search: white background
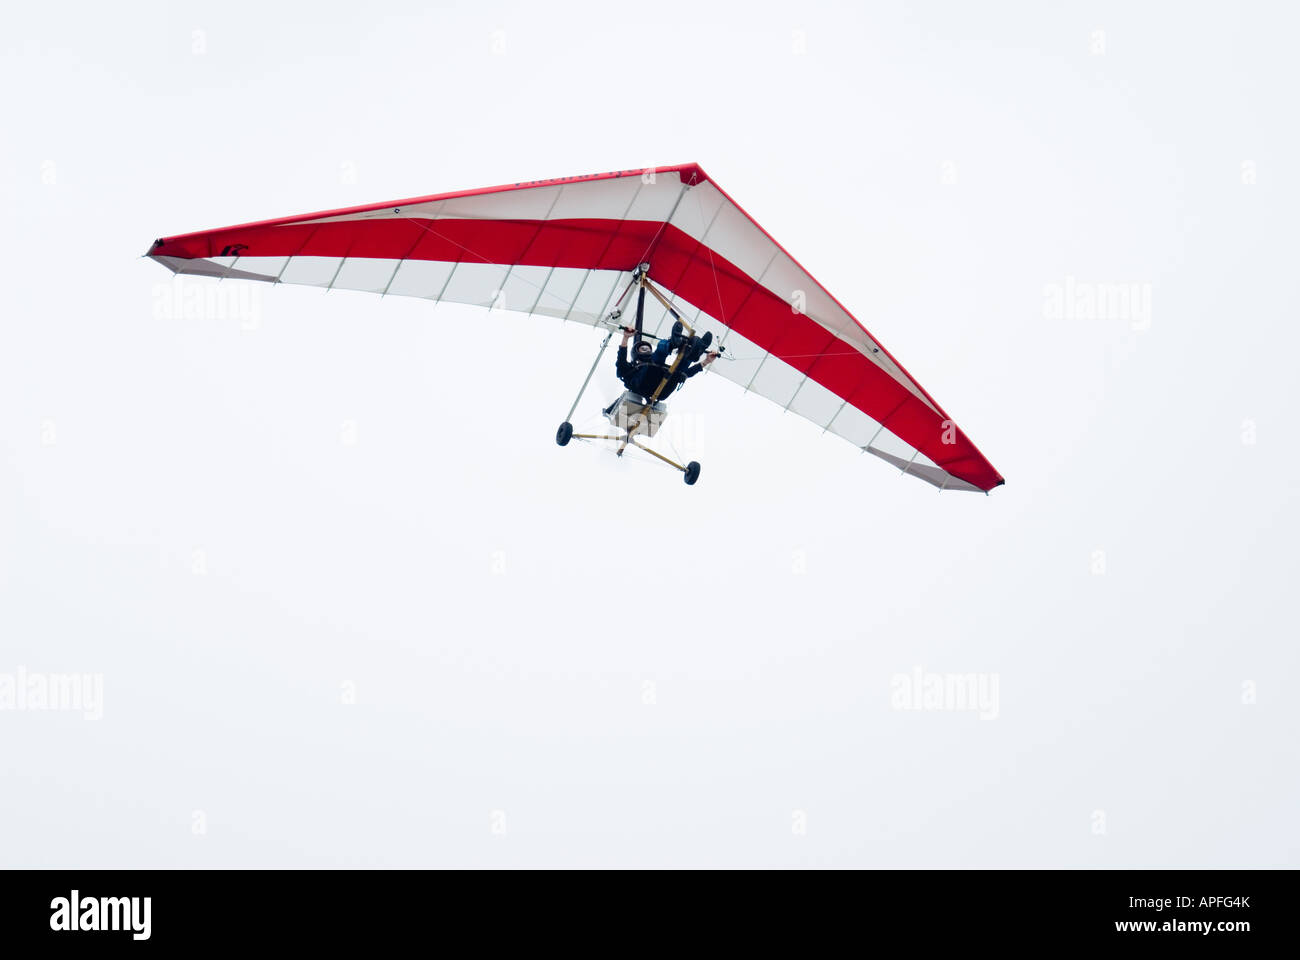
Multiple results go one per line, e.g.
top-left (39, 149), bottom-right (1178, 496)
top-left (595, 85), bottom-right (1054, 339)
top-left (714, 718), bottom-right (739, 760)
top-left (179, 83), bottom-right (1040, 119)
top-left (1, 1), bottom-right (1296, 867)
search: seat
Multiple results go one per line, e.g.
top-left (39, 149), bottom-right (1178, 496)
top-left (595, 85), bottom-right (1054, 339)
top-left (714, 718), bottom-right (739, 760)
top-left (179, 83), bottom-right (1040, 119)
top-left (606, 390), bottom-right (667, 437)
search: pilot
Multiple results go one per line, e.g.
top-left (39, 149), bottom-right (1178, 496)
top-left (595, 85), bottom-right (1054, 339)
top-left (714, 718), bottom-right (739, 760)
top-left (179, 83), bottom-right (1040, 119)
top-left (613, 322), bottom-right (718, 401)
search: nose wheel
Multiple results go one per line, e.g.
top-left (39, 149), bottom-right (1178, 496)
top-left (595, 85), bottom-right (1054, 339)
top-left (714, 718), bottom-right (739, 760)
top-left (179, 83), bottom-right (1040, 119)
top-left (684, 461), bottom-right (701, 485)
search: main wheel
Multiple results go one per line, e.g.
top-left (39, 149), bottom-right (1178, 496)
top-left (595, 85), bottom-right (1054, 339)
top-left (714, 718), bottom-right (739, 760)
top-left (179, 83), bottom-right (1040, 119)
top-left (684, 461), bottom-right (701, 485)
top-left (555, 421), bottom-right (573, 446)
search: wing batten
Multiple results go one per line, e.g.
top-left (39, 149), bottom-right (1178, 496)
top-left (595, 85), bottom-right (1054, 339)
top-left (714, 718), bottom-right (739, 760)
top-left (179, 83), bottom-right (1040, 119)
top-left (561, 179), bottom-right (648, 322)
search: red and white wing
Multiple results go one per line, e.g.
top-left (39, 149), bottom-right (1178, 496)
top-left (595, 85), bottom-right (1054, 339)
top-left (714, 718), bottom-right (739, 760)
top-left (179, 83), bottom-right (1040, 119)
top-left (148, 164), bottom-right (1003, 492)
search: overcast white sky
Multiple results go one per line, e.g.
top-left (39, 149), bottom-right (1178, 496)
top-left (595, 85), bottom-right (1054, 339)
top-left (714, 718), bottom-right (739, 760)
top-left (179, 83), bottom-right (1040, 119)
top-left (1, 0), bottom-right (1296, 867)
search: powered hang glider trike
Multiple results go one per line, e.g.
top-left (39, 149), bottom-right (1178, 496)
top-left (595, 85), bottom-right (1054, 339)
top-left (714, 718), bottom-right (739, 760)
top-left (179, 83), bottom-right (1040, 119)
top-left (146, 164), bottom-right (1004, 492)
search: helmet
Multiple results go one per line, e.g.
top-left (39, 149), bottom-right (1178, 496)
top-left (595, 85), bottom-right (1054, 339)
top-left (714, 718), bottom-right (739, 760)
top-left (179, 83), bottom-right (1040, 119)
top-left (633, 340), bottom-right (654, 361)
